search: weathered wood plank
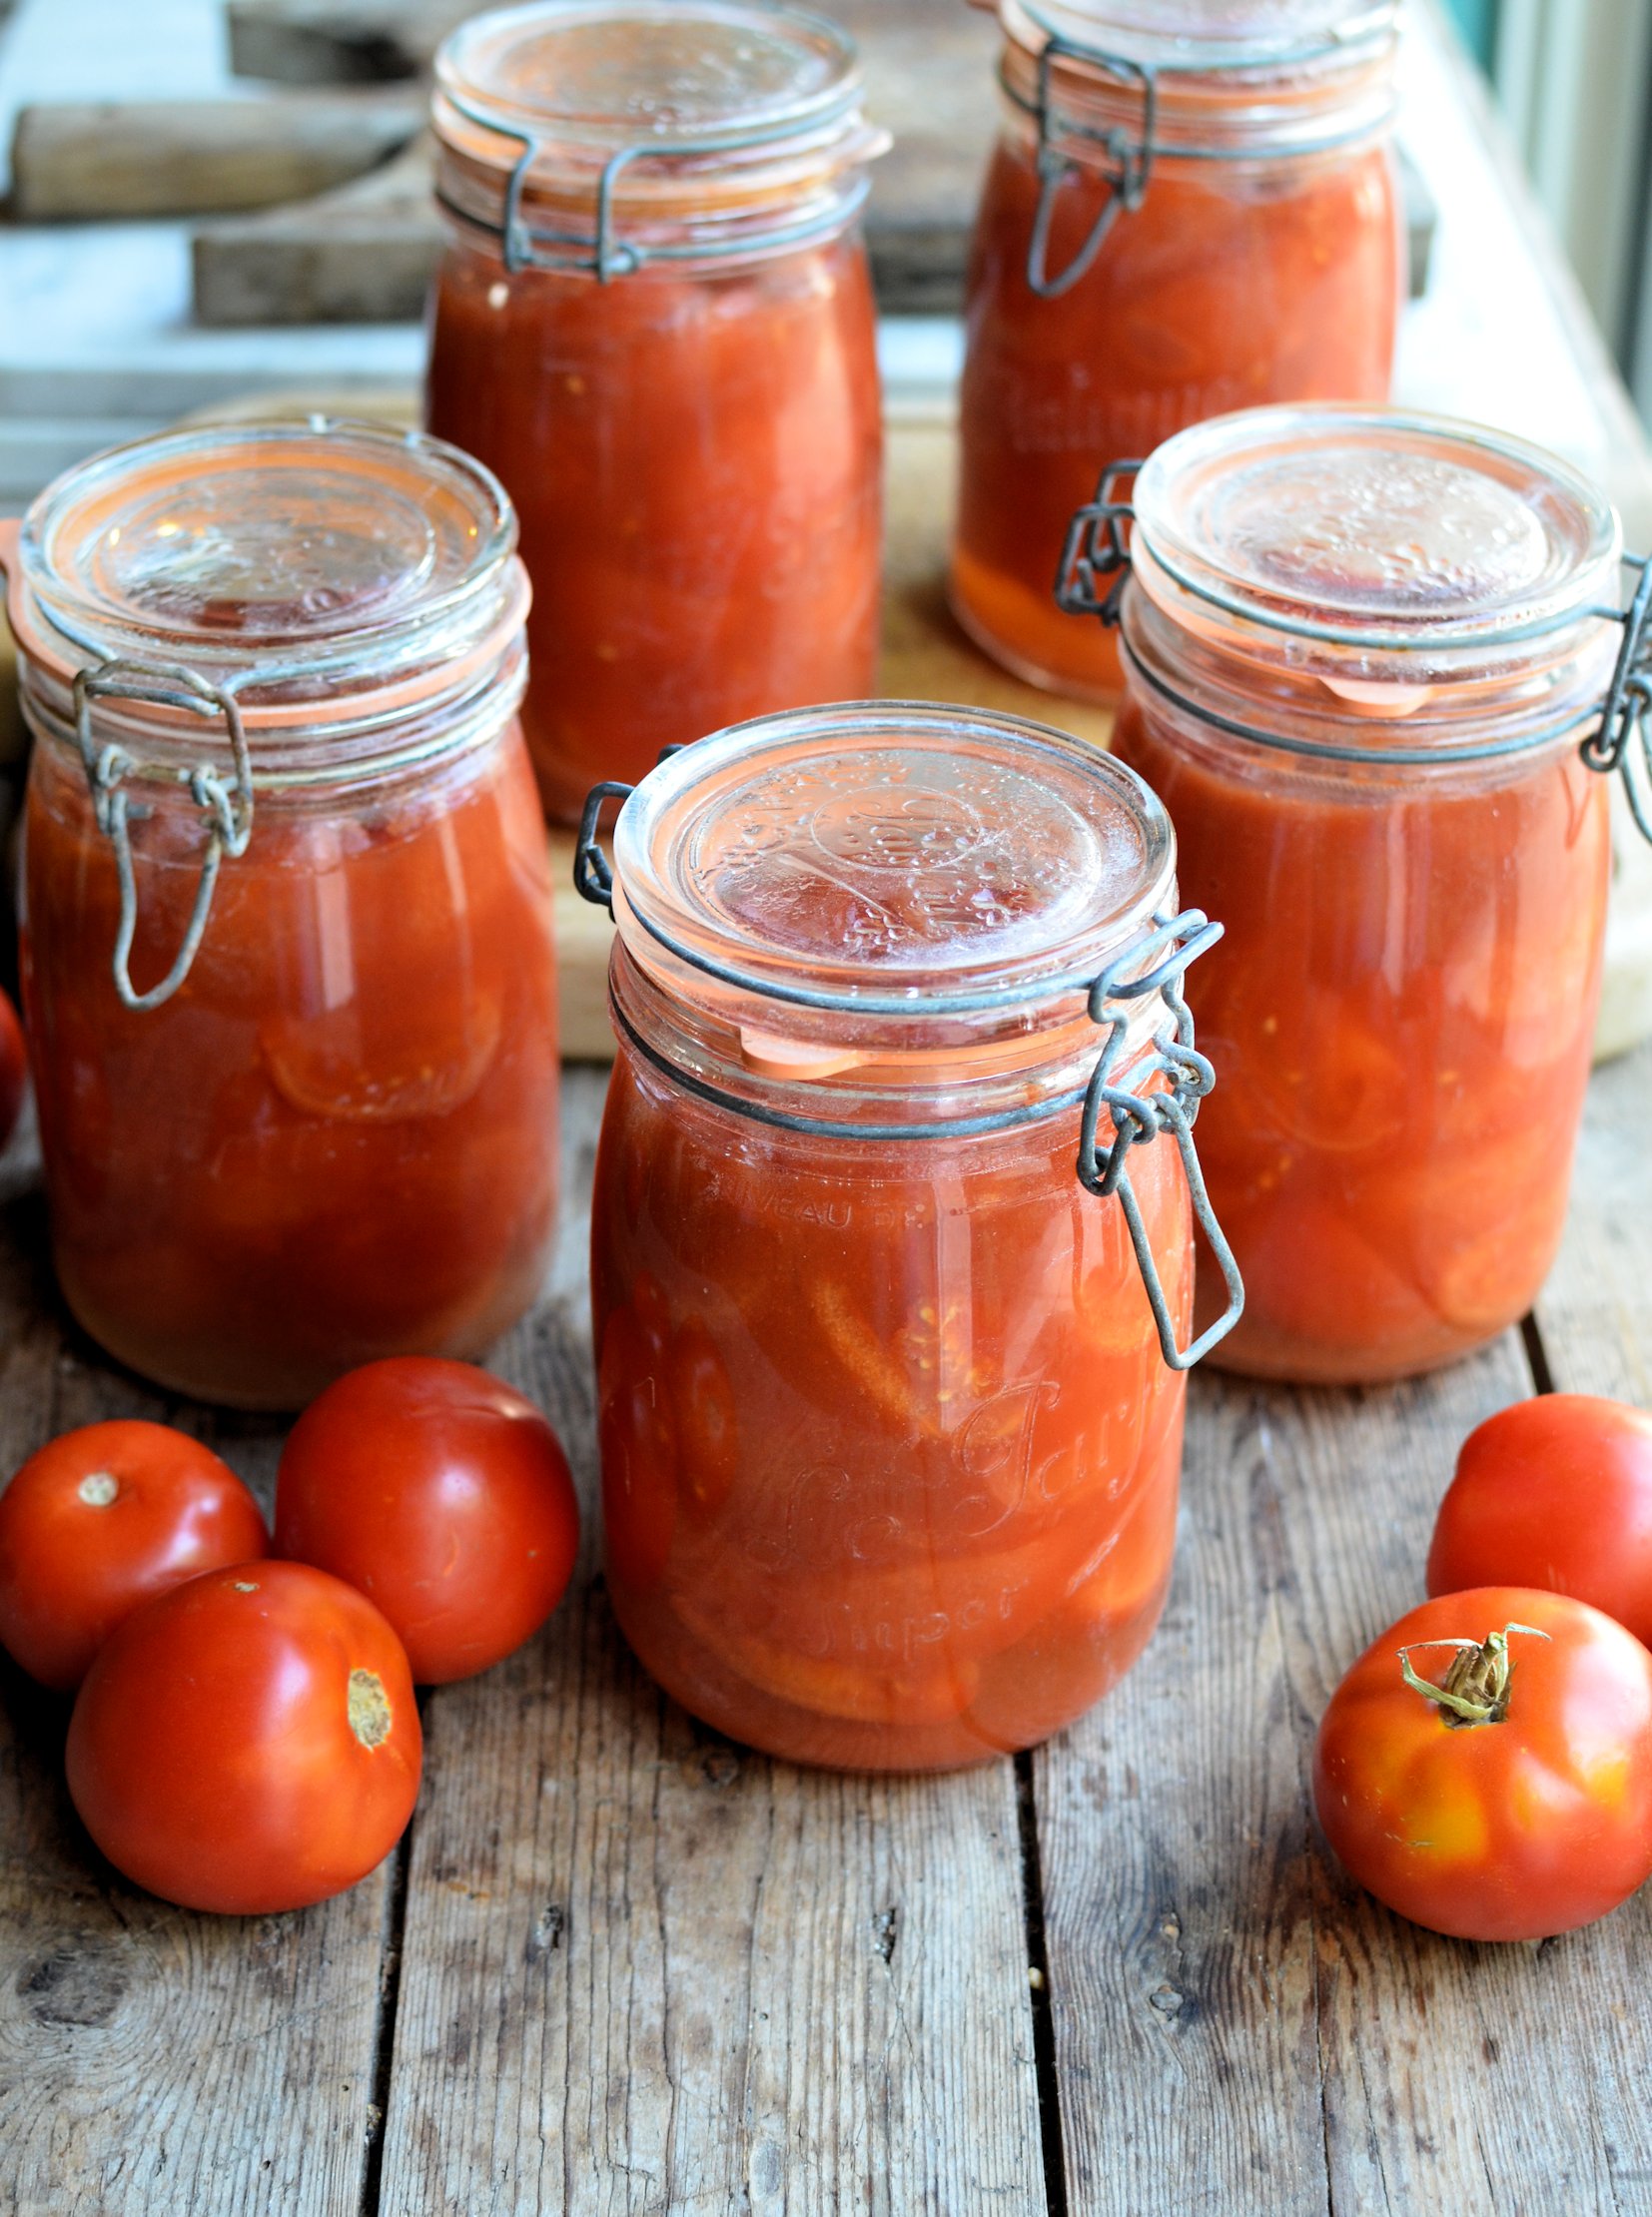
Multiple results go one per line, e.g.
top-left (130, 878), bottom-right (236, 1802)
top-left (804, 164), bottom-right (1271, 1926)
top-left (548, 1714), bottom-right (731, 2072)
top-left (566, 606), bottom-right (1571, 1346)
top-left (1036, 1302), bottom-right (1652, 2216)
top-left (1532, 1040), bottom-right (1652, 1403)
top-left (0, 1156), bottom-right (394, 2217)
top-left (11, 94), bottom-right (420, 220)
top-left (192, 132), bottom-right (438, 327)
top-left (376, 1071), bottom-right (1050, 2217)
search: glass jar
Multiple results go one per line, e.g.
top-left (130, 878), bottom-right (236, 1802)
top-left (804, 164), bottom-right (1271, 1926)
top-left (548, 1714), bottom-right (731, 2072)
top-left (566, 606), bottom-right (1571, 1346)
top-left (577, 701), bottom-right (1242, 1770)
top-left (425, 0), bottom-right (890, 826)
top-left (8, 420), bottom-right (560, 1409)
top-left (953, 0), bottom-right (1402, 702)
top-left (1059, 403), bottom-right (1642, 1383)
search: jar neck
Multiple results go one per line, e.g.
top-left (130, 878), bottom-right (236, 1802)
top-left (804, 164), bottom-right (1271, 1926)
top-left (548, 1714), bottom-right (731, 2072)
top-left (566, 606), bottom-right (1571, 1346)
top-left (21, 629), bottom-right (528, 802)
top-left (1121, 585), bottom-right (1620, 773)
top-left (432, 108), bottom-right (886, 279)
top-left (609, 939), bottom-right (1174, 1136)
top-left (999, 22), bottom-right (1398, 166)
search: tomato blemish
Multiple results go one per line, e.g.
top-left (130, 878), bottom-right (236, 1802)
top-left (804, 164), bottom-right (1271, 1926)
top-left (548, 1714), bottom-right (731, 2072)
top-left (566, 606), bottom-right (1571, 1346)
top-left (349, 1669), bottom-right (393, 1750)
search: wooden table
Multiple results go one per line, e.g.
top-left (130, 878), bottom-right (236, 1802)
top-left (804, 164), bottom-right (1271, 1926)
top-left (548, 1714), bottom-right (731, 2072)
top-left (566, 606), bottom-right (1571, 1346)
top-left (0, 1028), bottom-right (1649, 2216)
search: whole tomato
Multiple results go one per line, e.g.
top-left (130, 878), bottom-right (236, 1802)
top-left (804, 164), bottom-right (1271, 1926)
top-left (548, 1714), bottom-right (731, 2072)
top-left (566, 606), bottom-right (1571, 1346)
top-left (0, 985), bottom-right (25, 1152)
top-left (1428, 1395), bottom-right (1652, 1648)
top-left (1313, 1586), bottom-right (1652, 1941)
top-left (67, 1560), bottom-right (420, 1915)
top-left (274, 1357), bottom-right (578, 1684)
top-left (0, 1420), bottom-right (268, 1689)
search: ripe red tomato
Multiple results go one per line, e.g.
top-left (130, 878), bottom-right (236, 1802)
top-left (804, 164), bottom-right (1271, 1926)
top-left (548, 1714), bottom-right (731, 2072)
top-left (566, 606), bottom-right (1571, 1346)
top-left (274, 1357), bottom-right (579, 1684)
top-left (67, 1560), bottom-right (419, 1914)
top-left (1428, 1395), bottom-right (1652, 1648)
top-left (0, 1420), bottom-right (268, 1690)
top-left (0, 985), bottom-right (25, 1152)
top-left (1313, 1586), bottom-right (1652, 1941)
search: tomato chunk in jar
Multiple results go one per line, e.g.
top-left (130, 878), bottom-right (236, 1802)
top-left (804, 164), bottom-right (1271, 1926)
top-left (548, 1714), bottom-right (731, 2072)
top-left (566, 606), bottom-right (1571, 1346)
top-left (1081, 405), bottom-right (1626, 1382)
top-left (585, 702), bottom-right (1240, 1770)
top-left (426, 2), bottom-right (888, 824)
top-left (11, 421), bottom-right (560, 1409)
top-left (953, 0), bottom-right (1401, 702)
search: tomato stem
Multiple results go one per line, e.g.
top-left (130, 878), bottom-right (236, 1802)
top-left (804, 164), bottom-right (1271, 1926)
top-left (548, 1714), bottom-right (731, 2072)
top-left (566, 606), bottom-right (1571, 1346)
top-left (1396, 1623), bottom-right (1550, 1728)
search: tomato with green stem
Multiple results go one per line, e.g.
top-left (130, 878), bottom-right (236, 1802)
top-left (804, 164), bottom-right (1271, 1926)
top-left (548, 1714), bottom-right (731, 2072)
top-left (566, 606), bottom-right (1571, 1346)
top-left (1313, 1586), bottom-right (1652, 1941)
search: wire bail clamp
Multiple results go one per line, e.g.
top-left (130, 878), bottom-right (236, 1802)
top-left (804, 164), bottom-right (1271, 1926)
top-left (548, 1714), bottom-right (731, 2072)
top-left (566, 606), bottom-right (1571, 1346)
top-left (73, 658), bottom-right (253, 1014)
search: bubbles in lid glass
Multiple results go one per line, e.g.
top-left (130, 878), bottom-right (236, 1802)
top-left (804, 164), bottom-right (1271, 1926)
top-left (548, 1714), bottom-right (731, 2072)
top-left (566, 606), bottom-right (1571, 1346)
top-left (617, 706), bottom-right (1175, 1011)
top-left (21, 420), bottom-right (516, 671)
top-left (696, 750), bottom-right (1147, 970)
top-left (1132, 406), bottom-right (1620, 648)
top-left (84, 467), bottom-right (440, 638)
top-left (1206, 450), bottom-right (1551, 619)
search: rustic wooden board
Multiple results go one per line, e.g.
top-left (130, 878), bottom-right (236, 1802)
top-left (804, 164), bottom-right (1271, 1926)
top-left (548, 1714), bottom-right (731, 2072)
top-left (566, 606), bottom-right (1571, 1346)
top-left (193, 132), bottom-right (437, 327)
top-left (376, 1080), bottom-right (1048, 2213)
top-left (1, 991), bottom-right (1651, 2216)
top-left (1035, 1337), bottom-right (1652, 2214)
top-left (0, 1178), bottom-right (394, 2217)
top-left (1532, 1041), bottom-right (1652, 1405)
top-left (10, 92), bottom-right (420, 220)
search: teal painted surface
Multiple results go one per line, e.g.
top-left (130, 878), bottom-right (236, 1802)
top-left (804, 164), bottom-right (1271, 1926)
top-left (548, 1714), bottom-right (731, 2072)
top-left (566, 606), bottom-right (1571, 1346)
top-left (1443, 0), bottom-right (1498, 68)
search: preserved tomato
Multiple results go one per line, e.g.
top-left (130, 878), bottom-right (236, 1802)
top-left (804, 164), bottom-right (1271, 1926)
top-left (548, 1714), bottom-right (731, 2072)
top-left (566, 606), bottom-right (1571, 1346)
top-left (592, 1058), bottom-right (1190, 1770)
top-left (582, 702), bottom-right (1241, 1770)
top-left (1087, 405), bottom-right (1627, 1381)
top-left (426, 2), bottom-right (887, 824)
top-left (953, 0), bottom-right (1400, 701)
top-left (9, 421), bottom-right (560, 1408)
top-left (1114, 699), bottom-right (1609, 1381)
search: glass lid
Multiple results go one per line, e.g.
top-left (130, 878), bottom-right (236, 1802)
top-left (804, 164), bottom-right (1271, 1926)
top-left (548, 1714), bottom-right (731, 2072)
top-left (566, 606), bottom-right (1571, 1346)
top-left (16, 419), bottom-right (520, 701)
top-left (612, 701), bottom-right (1175, 1014)
top-left (1129, 405), bottom-right (1621, 654)
top-left (1000, 0), bottom-right (1397, 69)
top-left (436, 0), bottom-right (862, 154)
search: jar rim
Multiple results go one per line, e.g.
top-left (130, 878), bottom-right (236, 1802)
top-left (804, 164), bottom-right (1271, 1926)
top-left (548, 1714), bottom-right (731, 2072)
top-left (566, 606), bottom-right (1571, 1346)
top-left (1000, 0), bottom-right (1398, 73)
top-left (1129, 404), bottom-right (1623, 659)
top-left (609, 700), bottom-right (1179, 1025)
top-left (7, 418), bottom-right (528, 751)
top-left (435, 0), bottom-right (864, 154)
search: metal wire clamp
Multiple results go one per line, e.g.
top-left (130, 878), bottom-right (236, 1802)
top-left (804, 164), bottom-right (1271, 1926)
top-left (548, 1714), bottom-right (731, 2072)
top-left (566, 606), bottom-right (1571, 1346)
top-left (1078, 909), bottom-right (1242, 1369)
top-left (74, 660), bottom-right (254, 1014)
top-left (1019, 43), bottom-right (1157, 299)
top-left (1056, 461), bottom-right (1141, 626)
top-left (439, 87), bottom-right (870, 284)
top-left (1583, 552), bottom-right (1652, 842)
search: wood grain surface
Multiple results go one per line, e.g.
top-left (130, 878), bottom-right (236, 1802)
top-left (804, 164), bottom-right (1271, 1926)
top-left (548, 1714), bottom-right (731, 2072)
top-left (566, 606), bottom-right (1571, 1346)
top-left (1, 1011), bottom-right (1651, 2214)
top-left (11, 94), bottom-right (421, 220)
top-left (0, 1172), bottom-right (393, 2217)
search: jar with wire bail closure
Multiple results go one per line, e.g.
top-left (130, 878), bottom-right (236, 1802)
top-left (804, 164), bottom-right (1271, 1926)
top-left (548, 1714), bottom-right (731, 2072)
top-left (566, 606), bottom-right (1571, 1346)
top-left (576, 701), bottom-right (1242, 1771)
top-left (9, 419), bottom-right (560, 1410)
top-left (1057, 401), bottom-right (1643, 1384)
top-left (426, 0), bottom-right (890, 826)
top-left (953, 0), bottom-right (1403, 705)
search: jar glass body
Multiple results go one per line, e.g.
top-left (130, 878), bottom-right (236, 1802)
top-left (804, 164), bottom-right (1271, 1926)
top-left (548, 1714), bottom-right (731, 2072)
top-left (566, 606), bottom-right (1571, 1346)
top-left (21, 711), bottom-right (561, 1408)
top-left (1112, 685), bottom-right (1611, 1383)
top-left (954, 120), bottom-right (1401, 700)
top-left (590, 956), bottom-right (1193, 1772)
top-left (425, 228), bottom-right (883, 824)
